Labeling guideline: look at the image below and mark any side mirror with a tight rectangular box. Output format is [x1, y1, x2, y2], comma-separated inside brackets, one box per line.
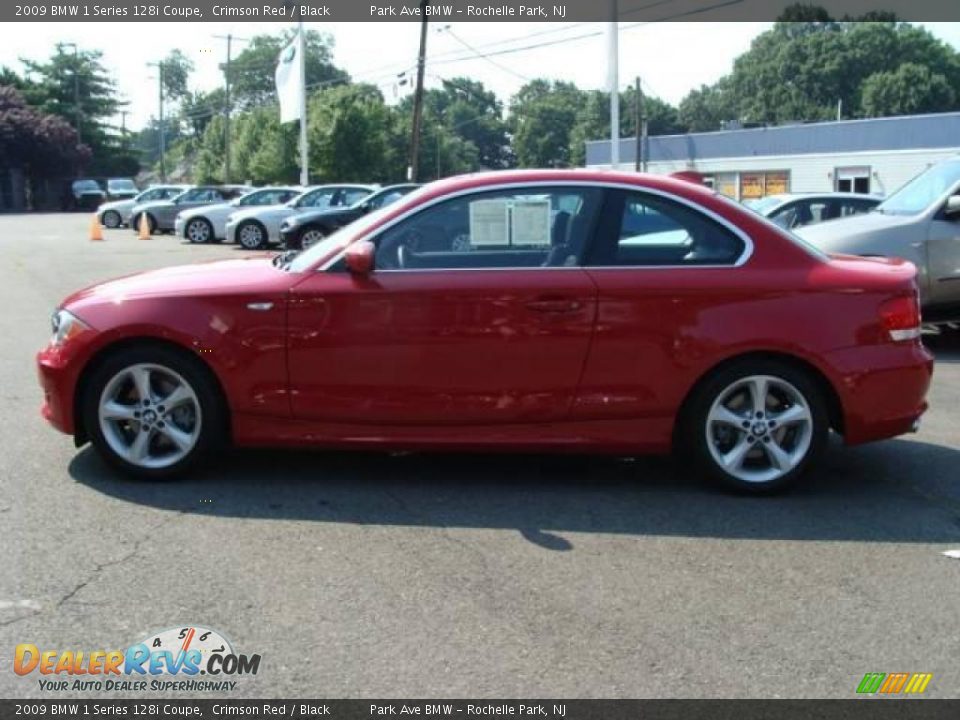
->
[345, 241, 375, 275]
[944, 195, 960, 217]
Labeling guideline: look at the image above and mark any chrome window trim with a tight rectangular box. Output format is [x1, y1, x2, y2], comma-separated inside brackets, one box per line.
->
[318, 180, 755, 273]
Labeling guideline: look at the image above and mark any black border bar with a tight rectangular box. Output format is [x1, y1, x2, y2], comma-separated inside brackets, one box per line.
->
[6, 0, 960, 22]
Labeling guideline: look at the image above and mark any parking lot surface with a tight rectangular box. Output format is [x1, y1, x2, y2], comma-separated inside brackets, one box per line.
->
[1, 213, 959, 699]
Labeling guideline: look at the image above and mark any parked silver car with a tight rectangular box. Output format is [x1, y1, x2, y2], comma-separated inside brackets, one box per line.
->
[748, 192, 880, 229]
[130, 185, 251, 234]
[797, 157, 960, 316]
[97, 185, 188, 228]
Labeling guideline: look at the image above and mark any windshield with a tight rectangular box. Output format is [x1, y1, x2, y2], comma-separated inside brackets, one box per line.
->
[746, 196, 783, 214]
[287, 188, 432, 273]
[108, 179, 136, 191]
[877, 161, 960, 216]
[73, 180, 100, 191]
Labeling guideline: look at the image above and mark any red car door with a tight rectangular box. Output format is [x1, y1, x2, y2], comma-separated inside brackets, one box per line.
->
[286, 185, 604, 426]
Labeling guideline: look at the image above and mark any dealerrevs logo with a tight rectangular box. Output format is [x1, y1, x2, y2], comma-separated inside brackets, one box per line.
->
[13, 626, 261, 693]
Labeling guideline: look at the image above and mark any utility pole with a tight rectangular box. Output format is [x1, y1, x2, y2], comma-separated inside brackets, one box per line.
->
[58, 43, 81, 144]
[409, 0, 429, 182]
[147, 61, 166, 181]
[214, 34, 247, 183]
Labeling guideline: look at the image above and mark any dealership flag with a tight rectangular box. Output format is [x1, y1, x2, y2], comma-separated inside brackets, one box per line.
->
[275, 31, 303, 123]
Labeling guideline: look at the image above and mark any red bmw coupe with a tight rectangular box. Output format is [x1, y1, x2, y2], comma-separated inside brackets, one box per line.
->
[37, 170, 933, 492]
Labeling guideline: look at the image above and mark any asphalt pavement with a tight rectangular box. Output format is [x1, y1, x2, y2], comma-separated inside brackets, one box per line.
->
[1, 213, 959, 699]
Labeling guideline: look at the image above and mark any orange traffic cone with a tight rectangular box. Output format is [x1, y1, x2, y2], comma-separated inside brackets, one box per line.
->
[89, 213, 104, 242]
[138, 213, 151, 240]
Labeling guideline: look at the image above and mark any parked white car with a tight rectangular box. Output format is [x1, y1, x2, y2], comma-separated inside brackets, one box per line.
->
[225, 184, 376, 249]
[175, 186, 301, 244]
[97, 185, 189, 228]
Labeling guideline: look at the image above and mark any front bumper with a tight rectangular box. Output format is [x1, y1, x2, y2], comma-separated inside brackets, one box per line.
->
[827, 341, 934, 445]
[36, 344, 81, 436]
[174, 216, 187, 238]
[278, 224, 298, 249]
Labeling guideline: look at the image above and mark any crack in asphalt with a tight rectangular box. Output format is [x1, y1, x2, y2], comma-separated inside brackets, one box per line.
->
[0, 511, 185, 629]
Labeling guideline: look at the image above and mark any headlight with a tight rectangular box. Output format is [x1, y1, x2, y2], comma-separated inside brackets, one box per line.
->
[50, 309, 92, 347]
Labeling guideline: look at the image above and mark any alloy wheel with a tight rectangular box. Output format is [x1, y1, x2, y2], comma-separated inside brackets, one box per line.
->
[705, 375, 813, 485]
[300, 229, 325, 250]
[97, 363, 202, 470]
[102, 210, 121, 228]
[239, 223, 265, 249]
[186, 219, 211, 244]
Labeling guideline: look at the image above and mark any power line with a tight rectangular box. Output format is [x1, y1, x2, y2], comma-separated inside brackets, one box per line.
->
[439, 27, 532, 82]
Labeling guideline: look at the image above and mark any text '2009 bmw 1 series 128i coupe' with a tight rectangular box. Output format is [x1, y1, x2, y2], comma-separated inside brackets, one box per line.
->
[37, 170, 933, 493]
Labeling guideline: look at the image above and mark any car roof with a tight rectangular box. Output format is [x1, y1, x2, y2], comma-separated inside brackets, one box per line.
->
[766, 192, 882, 201]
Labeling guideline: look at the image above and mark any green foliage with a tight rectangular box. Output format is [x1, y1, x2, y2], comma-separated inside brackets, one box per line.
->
[18, 46, 138, 174]
[161, 49, 193, 102]
[232, 106, 299, 185]
[508, 80, 582, 168]
[681, 15, 960, 127]
[861, 62, 956, 116]
[228, 30, 349, 111]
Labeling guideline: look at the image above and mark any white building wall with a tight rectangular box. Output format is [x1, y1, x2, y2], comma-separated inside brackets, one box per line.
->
[590, 147, 958, 198]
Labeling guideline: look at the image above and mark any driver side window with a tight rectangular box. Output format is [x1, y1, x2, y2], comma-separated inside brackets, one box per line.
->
[372, 186, 601, 271]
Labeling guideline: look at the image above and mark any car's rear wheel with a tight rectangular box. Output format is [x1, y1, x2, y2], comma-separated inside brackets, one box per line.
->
[82, 346, 224, 479]
[685, 359, 828, 493]
[186, 217, 213, 244]
[237, 220, 267, 250]
[101, 210, 121, 229]
[299, 227, 326, 250]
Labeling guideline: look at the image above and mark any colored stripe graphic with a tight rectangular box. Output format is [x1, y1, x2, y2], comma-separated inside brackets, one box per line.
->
[857, 672, 932, 694]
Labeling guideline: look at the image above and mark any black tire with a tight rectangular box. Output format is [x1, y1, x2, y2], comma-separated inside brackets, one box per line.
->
[101, 210, 122, 229]
[682, 358, 829, 494]
[81, 345, 226, 480]
[237, 220, 268, 250]
[185, 217, 214, 244]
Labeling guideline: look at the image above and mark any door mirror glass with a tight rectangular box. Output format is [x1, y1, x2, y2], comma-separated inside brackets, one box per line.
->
[944, 195, 960, 217]
[345, 241, 375, 275]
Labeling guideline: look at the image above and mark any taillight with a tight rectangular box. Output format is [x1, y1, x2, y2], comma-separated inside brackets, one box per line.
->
[879, 294, 922, 342]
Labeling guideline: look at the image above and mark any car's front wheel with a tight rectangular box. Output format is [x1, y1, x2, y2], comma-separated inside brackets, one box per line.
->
[685, 359, 828, 493]
[101, 210, 122, 229]
[82, 346, 224, 479]
[237, 220, 268, 250]
[185, 217, 214, 244]
[298, 227, 327, 251]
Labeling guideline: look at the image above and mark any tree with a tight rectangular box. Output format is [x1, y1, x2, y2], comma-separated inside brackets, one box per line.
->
[0, 84, 89, 201]
[161, 49, 194, 102]
[228, 30, 349, 111]
[232, 107, 299, 184]
[861, 63, 956, 116]
[307, 84, 397, 183]
[508, 80, 584, 168]
[674, 14, 960, 130]
[19, 47, 135, 175]
[568, 87, 683, 165]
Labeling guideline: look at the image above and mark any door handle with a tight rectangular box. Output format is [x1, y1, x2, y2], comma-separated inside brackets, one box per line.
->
[525, 298, 582, 313]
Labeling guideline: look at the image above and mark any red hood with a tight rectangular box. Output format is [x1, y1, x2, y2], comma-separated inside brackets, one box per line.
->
[61, 256, 291, 309]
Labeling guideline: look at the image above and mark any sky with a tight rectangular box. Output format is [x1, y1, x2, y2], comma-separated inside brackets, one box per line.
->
[3, 21, 960, 131]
